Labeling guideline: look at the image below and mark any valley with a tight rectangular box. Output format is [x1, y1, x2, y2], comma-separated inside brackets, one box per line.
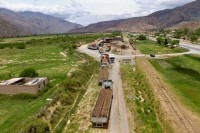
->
[0, 0, 200, 132]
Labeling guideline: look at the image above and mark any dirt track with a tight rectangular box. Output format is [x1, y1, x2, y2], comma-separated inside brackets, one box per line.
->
[136, 56, 200, 133]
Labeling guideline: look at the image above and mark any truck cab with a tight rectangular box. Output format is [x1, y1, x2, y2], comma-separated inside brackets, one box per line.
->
[102, 80, 113, 89]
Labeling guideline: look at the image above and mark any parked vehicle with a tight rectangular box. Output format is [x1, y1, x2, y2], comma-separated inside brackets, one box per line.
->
[87, 44, 98, 50]
[102, 80, 113, 89]
[109, 54, 115, 63]
[150, 54, 155, 57]
[91, 89, 113, 128]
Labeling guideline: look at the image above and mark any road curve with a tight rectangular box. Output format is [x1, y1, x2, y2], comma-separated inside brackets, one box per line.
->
[180, 42, 200, 55]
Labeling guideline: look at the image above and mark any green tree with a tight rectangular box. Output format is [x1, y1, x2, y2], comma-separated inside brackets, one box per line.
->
[156, 37, 164, 45]
[182, 28, 190, 36]
[19, 68, 39, 77]
[136, 34, 147, 40]
[171, 40, 180, 45]
[191, 35, 198, 43]
[174, 30, 183, 39]
[164, 38, 169, 46]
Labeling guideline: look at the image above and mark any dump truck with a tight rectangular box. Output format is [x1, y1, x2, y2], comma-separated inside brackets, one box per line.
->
[91, 89, 113, 128]
[87, 44, 98, 50]
[102, 80, 113, 89]
[98, 66, 109, 85]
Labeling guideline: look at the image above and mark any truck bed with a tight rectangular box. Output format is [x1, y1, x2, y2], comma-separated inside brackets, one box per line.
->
[98, 67, 109, 85]
[91, 89, 113, 127]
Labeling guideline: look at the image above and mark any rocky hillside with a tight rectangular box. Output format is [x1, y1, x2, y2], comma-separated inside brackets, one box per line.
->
[70, 0, 200, 33]
[0, 8, 82, 37]
[168, 18, 200, 30]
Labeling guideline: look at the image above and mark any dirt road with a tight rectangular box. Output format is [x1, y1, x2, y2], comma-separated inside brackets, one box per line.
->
[78, 45, 130, 133]
[136, 56, 200, 133]
[109, 59, 129, 133]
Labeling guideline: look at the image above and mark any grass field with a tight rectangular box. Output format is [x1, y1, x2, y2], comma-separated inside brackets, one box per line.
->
[150, 55, 200, 114]
[121, 64, 163, 133]
[136, 40, 187, 54]
[0, 33, 108, 133]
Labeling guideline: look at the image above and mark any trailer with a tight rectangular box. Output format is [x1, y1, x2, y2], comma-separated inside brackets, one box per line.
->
[91, 89, 113, 128]
[98, 66, 109, 85]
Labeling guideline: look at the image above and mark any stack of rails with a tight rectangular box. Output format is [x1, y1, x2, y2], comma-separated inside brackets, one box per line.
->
[98, 66, 109, 85]
[91, 89, 113, 127]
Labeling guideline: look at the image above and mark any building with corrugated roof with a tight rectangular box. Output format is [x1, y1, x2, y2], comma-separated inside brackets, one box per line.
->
[0, 77, 48, 94]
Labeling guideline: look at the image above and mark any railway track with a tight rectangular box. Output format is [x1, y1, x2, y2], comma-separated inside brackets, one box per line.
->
[137, 57, 199, 133]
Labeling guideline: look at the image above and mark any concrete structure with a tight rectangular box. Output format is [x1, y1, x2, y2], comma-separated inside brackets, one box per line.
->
[0, 77, 48, 94]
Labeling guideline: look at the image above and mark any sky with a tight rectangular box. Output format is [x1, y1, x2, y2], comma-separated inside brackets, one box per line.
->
[0, 0, 196, 26]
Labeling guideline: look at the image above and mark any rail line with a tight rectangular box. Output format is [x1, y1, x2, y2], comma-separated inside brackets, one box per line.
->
[137, 57, 199, 133]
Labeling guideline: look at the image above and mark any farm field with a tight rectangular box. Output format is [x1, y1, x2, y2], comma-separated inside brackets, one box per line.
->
[150, 54, 200, 114]
[0, 35, 57, 43]
[136, 40, 187, 54]
[0, 34, 108, 133]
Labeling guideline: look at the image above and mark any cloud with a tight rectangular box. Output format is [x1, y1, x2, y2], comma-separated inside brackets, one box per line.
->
[132, 0, 196, 16]
[67, 13, 133, 26]
[0, 0, 196, 25]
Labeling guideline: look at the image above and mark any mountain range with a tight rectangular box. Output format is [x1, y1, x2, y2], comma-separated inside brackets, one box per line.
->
[0, 8, 82, 37]
[1, 0, 200, 37]
[70, 0, 200, 33]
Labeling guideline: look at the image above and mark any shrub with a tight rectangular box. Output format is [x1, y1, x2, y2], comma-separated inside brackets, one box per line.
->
[16, 43, 25, 49]
[19, 68, 39, 77]
[136, 34, 147, 40]
[0, 45, 5, 49]
[21, 118, 50, 133]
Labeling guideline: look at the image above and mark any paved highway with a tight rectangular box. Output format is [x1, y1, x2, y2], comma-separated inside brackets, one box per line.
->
[180, 42, 200, 55]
